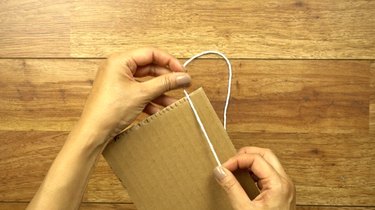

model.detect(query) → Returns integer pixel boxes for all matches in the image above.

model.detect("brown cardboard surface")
[103,88,259,210]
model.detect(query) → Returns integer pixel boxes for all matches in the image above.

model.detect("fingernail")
[176,73,191,87]
[213,166,227,181]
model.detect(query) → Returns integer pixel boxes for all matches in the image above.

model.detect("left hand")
[78,48,191,146]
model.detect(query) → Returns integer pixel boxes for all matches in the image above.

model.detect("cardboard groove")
[121,97,190,135]
[104,88,259,210]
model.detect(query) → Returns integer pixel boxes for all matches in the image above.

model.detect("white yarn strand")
[183,51,233,167]
[183,90,222,167]
[183,51,232,130]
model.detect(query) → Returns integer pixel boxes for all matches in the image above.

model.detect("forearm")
[26,48,189,210]
[27,122,108,210]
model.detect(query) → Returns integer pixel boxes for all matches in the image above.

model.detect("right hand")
[213,147,296,210]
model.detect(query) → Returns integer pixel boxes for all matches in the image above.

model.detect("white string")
[183,90,222,167]
[182,51,233,167]
[183,51,232,130]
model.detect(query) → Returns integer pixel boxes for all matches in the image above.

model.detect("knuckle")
[126,57,137,70]
[107,52,122,61]
[278,177,295,196]
[252,153,262,160]
[238,147,249,153]
[106,53,134,69]
[162,75,174,91]
[146,47,157,52]
[236,153,249,162]
[221,177,237,192]
[139,84,152,97]
[264,148,274,155]
[273,178,284,192]
[149,65,157,76]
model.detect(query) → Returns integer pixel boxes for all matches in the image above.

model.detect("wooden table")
[0,1,374,209]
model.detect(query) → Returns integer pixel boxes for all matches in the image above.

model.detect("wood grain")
[0,59,96,131]
[1,0,373,209]
[0,203,373,210]
[233,133,374,206]
[370,62,375,133]
[70,0,375,58]
[0,59,370,133]
[0,131,129,203]
[2,59,372,206]
[1,0,374,58]
[0,131,373,206]
[0,202,137,210]
[0,0,70,57]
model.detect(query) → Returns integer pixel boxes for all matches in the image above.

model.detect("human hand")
[78,48,191,146]
[213,147,296,210]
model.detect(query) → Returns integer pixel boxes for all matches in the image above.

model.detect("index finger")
[129,48,183,72]
[238,147,287,177]
[223,153,279,182]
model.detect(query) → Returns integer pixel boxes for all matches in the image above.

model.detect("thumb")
[143,72,191,98]
[214,166,252,210]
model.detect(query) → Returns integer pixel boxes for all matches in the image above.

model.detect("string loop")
[183,51,232,130]
[183,51,233,166]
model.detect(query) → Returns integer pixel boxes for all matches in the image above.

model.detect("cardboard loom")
[103,88,259,210]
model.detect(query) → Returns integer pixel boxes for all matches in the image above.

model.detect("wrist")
[66,119,110,153]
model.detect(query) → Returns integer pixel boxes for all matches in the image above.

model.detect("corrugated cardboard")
[103,88,259,210]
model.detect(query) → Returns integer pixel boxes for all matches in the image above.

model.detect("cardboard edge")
[117,87,205,137]
[105,86,261,204]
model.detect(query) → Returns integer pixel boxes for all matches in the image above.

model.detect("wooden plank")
[0,131,130,203]
[0,59,370,133]
[1,1,374,58]
[232,133,375,206]
[0,202,137,210]
[70,0,375,58]
[370,62,375,133]
[0,131,373,206]
[297,207,375,210]
[371,103,375,133]
[0,0,70,57]
[0,203,373,210]
[0,59,97,131]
